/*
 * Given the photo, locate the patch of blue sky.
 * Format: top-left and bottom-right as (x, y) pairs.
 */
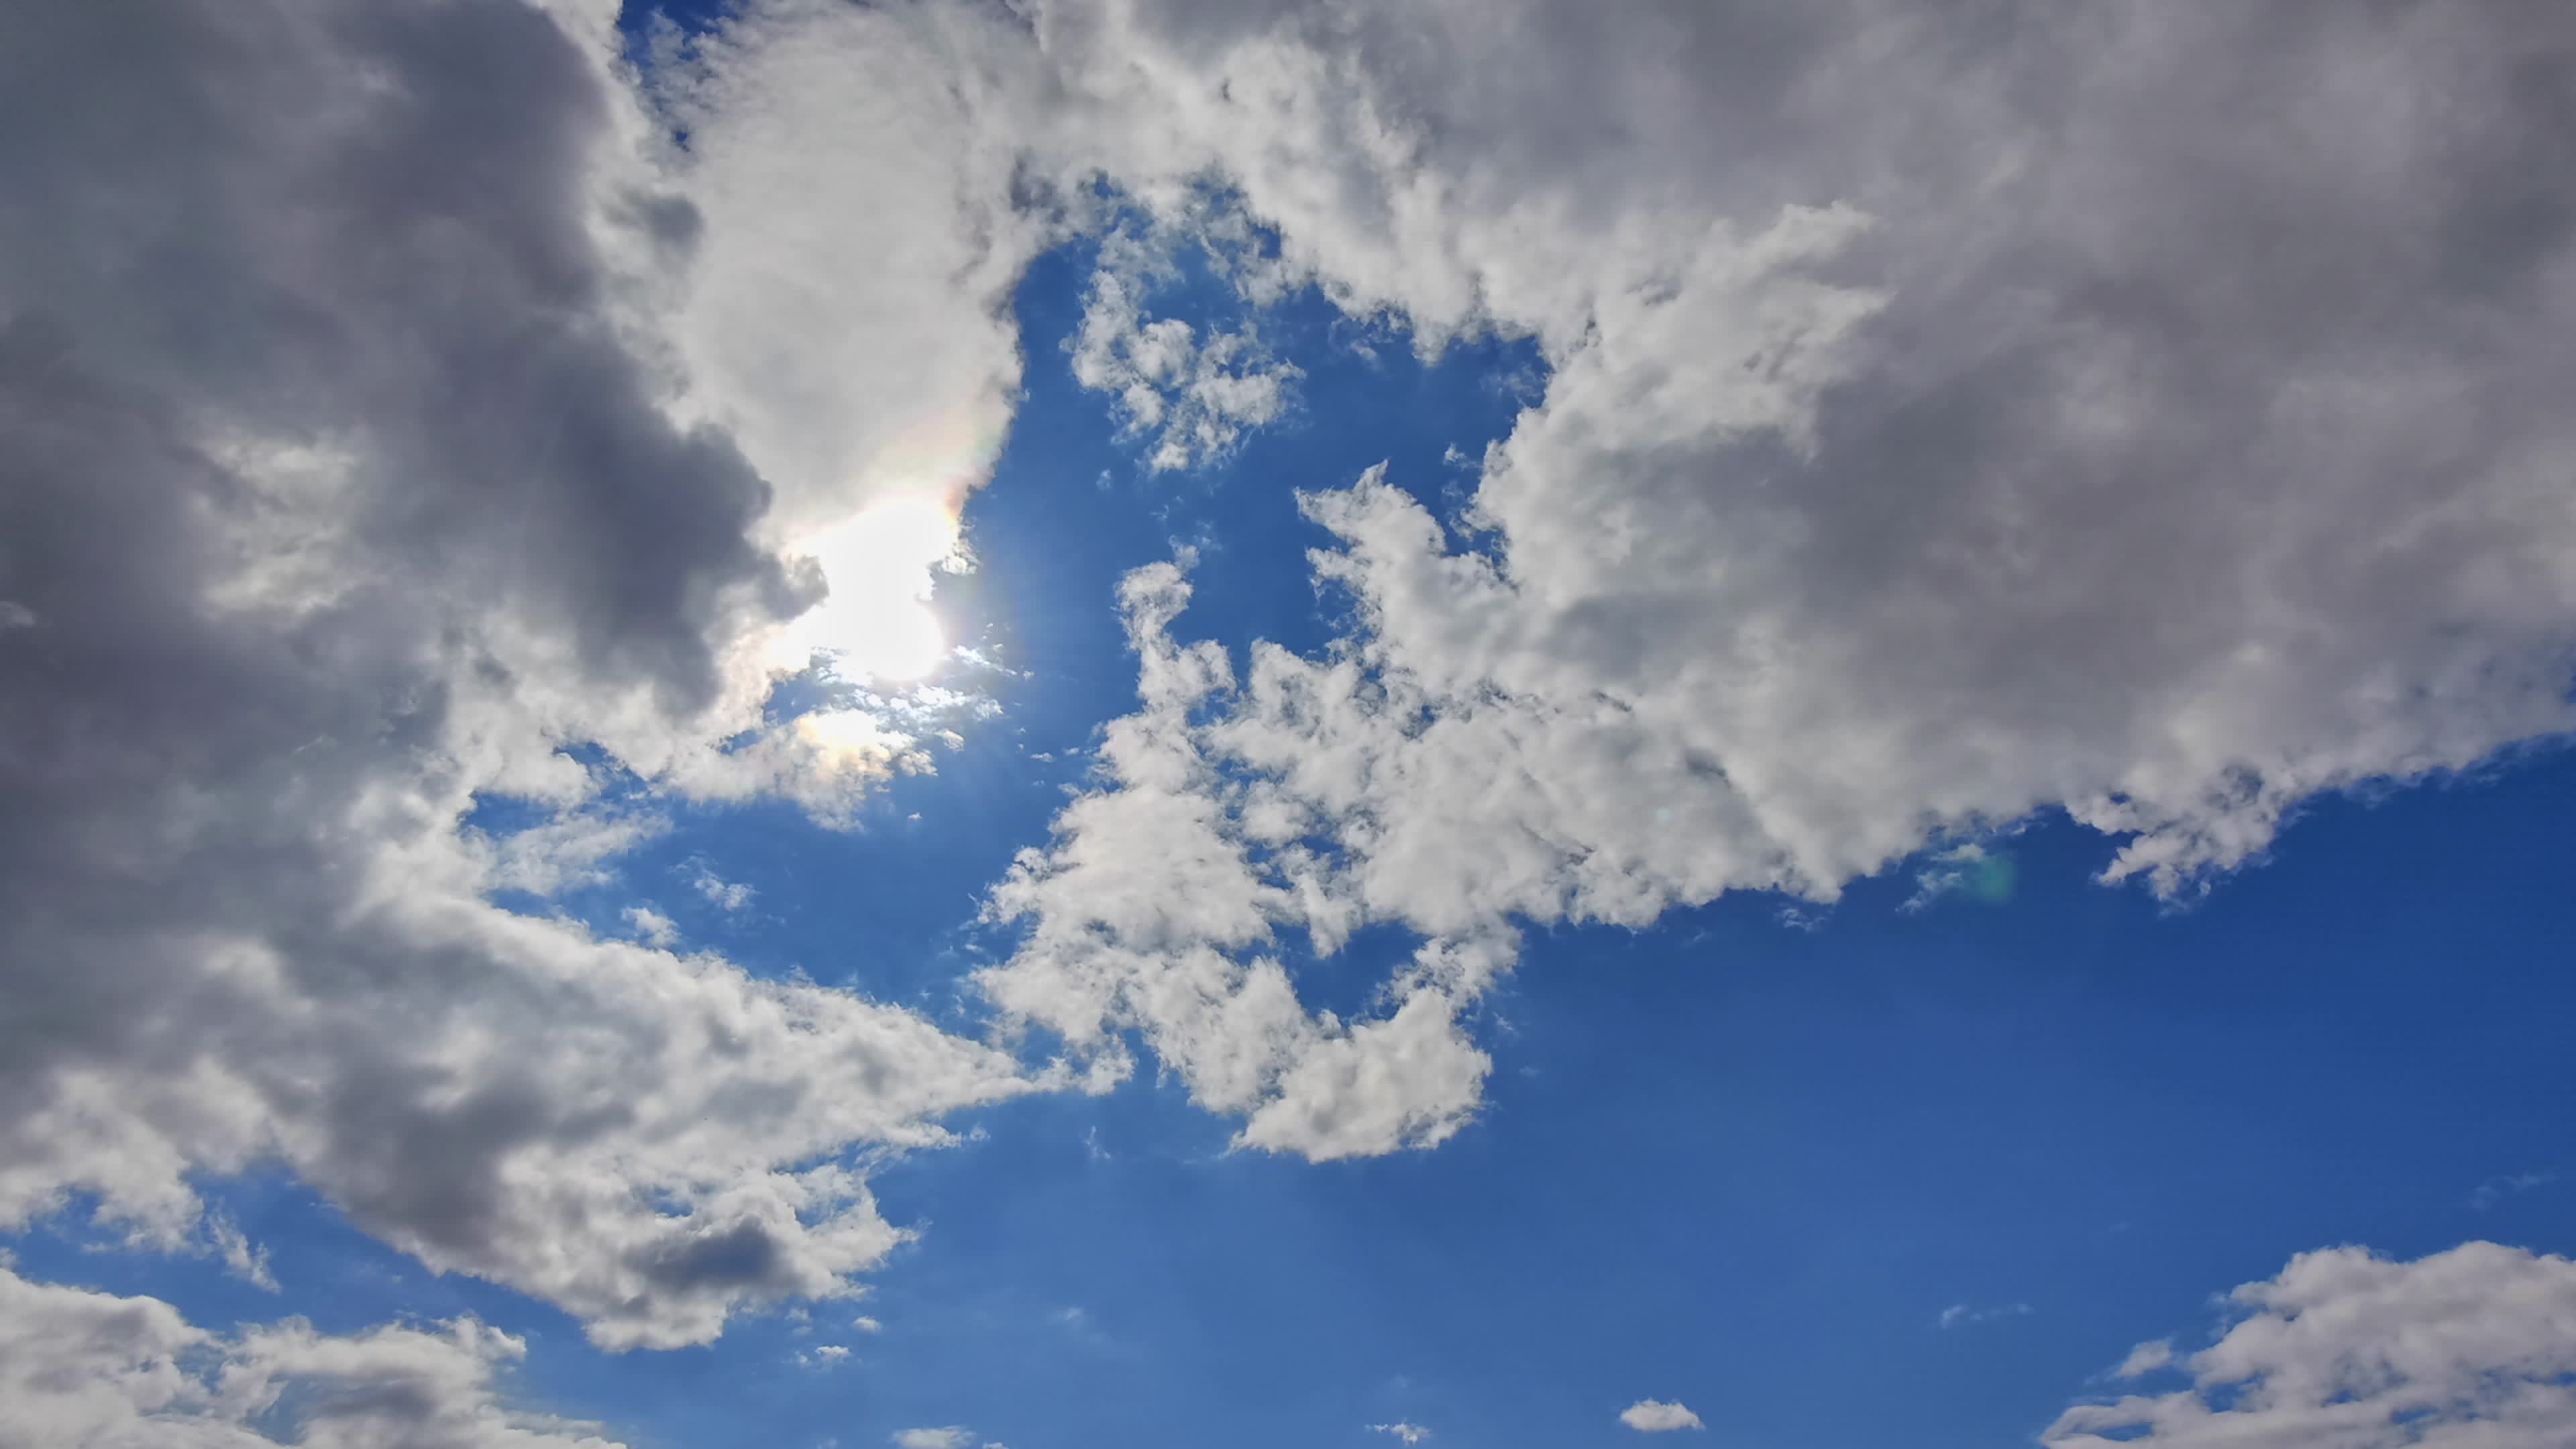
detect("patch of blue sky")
(804, 752), (2576, 1449)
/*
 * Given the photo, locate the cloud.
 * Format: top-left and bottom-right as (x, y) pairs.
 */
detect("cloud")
(1619, 1400), (1704, 1432)
(2471, 1170), (2559, 1210)
(1368, 1424), (1431, 1444)
(976, 0), (2576, 1155)
(892, 1429), (974, 1449)
(623, 904), (682, 947)
(2113, 1340), (2176, 1379)
(977, 566), (1496, 1160)
(1068, 207), (1301, 471)
(694, 865), (758, 912)
(1905, 845), (2018, 912)
(2046, 1242), (2576, 1448)
(1939, 1301), (2033, 1330)
(0, 0), (1039, 1350)
(14, 0), (2576, 1368)
(0, 1259), (627, 1446)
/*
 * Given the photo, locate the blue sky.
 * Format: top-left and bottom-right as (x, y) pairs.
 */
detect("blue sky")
(7, 3), (2576, 1448)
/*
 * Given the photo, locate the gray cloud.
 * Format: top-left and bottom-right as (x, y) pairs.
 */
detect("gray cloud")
(0, 0), (1028, 1348)
(0, 1259), (631, 1446)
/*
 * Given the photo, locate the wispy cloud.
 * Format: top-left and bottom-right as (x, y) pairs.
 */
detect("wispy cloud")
(2471, 1170), (2559, 1211)
(2113, 1340), (2176, 1378)
(692, 864), (757, 912)
(1939, 1301), (2033, 1330)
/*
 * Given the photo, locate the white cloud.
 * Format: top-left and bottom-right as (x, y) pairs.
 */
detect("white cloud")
(1068, 211), (1300, 471)
(1368, 1423), (1431, 1443)
(2046, 1242), (2576, 1448)
(2112, 1340), (2176, 1379)
(623, 904), (681, 947)
(206, 1214), (278, 1293)
(1939, 1301), (2033, 1330)
(1620, 1400), (1704, 1432)
(977, 566), (1495, 1159)
(645, 0), (1038, 540)
(694, 865), (758, 912)
(893, 1429), (973, 1449)
(975, 0), (2576, 1156)
(0, 1260), (627, 1447)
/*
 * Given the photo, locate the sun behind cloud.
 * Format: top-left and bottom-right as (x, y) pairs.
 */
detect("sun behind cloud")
(780, 492), (963, 684)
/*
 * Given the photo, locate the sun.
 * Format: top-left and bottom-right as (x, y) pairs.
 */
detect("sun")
(782, 494), (960, 683)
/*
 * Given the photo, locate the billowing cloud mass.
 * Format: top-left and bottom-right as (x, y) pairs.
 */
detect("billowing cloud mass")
(0, 0), (1034, 1350)
(1619, 1400), (1704, 1432)
(0, 1260), (627, 1447)
(2046, 1242), (2576, 1448)
(977, 0), (2576, 1155)
(5, 0), (2576, 1361)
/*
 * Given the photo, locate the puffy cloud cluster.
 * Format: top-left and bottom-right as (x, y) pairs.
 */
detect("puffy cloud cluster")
(1067, 209), (1302, 471)
(2047, 1242), (2576, 1448)
(976, 0), (2576, 1154)
(979, 566), (1497, 1159)
(0, 1260), (627, 1447)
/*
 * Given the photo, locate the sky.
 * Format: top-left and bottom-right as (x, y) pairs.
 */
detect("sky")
(4, 1), (2576, 1447)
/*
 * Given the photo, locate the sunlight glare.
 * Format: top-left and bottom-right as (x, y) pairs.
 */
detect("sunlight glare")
(784, 494), (960, 683)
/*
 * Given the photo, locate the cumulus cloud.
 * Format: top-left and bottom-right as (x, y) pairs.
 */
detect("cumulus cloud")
(0, 1259), (626, 1447)
(1619, 1400), (1703, 1432)
(1368, 1423), (1430, 1444)
(976, 0), (2576, 1155)
(0, 0), (1038, 1350)
(978, 566), (1496, 1160)
(892, 1429), (974, 1449)
(2045, 1242), (2576, 1448)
